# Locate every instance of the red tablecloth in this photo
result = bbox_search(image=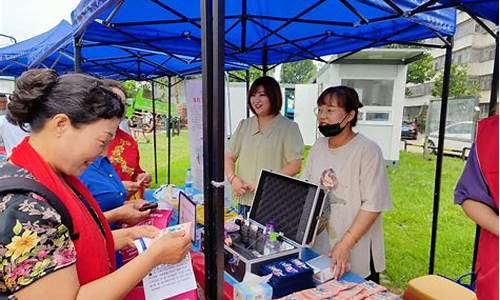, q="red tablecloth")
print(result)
[191,252,234,300]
